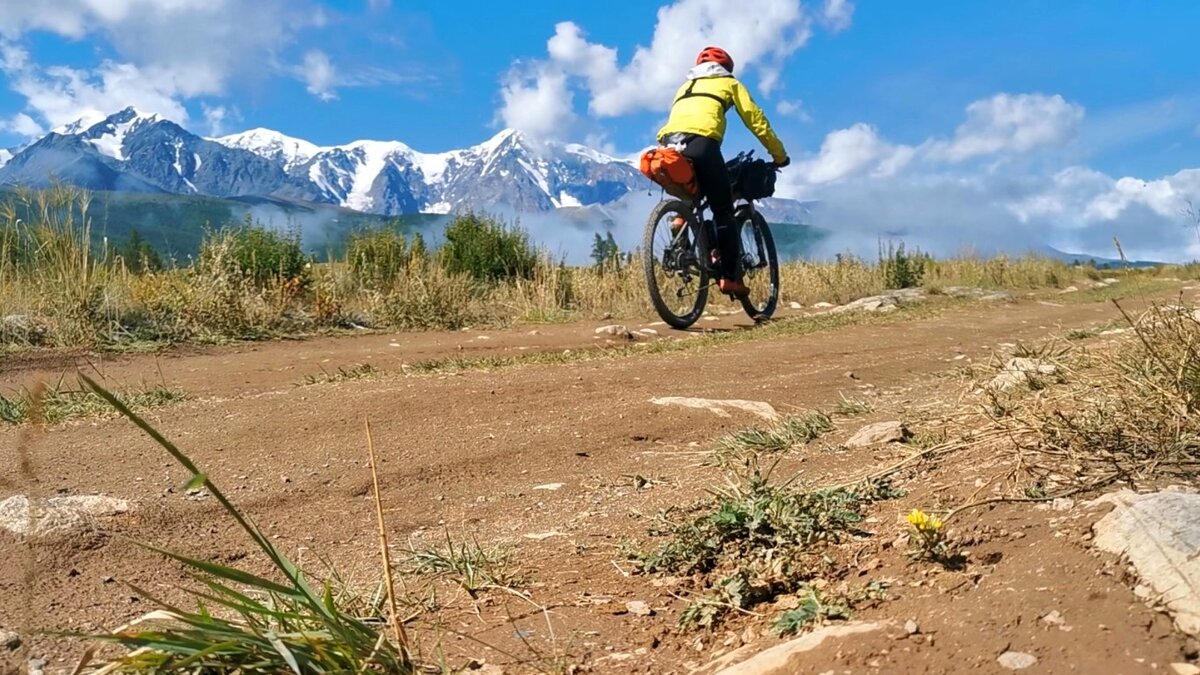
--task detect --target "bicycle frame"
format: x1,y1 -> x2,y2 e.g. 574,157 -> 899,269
677,194 -> 760,277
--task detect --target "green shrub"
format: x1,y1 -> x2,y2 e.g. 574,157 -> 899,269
346,229 -> 410,288
591,231 -> 621,270
440,213 -> 536,282
116,228 -> 163,273
200,222 -> 307,287
373,259 -> 486,330
879,240 -> 929,289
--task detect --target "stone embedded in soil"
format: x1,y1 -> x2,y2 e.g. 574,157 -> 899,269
1092,490 -> 1200,636
845,421 -> 909,448
988,357 -> 1058,391
1171,664 -> 1200,675
532,483 -> 564,491
904,619 -> 920,635
594,324 -> 633,339
1,629 -> 19,651
997,651 -> 1038,670
1040,610 -> 1068,629
0,495 -> 131,537
649,397 -> 780,421
700,622 -> 883,675
625,600 -> 654,617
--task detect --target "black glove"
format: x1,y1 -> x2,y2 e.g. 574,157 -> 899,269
775,156 -> 791,168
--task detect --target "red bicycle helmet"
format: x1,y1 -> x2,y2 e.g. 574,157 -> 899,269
696,46 -> 734,73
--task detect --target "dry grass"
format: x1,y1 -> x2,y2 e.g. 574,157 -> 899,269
886,299 -> 1200,526
2,187 -> 1192,352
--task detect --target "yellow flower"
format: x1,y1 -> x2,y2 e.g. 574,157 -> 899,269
906,509 -> 943,532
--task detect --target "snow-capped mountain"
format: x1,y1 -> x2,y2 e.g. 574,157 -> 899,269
0,107 -> 297,197
0,107 -> 651,216
214,128 -> 322,172
226,125 -> 645,215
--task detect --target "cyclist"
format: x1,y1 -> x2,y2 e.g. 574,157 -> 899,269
657,46 -> 790,298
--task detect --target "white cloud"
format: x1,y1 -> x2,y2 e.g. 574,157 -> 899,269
927,93 -> 1084,163
776,99 -> 812,122
498,64 -> 576,139
0,0 -> 330,130
820,0 -> 854,32
772,93 -> 1200,263
0,111 -> 42,137
6,61 -> 190,129
791,123 -> 914,184
201,103 -> 235,136
502,0 -> 836,137
300,50 -> 338,101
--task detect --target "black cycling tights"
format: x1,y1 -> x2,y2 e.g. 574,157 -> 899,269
680,135 -> 739,280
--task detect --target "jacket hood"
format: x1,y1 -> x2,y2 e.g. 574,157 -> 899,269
687,62 -> 732,80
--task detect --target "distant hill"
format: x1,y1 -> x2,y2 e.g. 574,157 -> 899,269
0,188 -> 437,261
1039,245 -> 1162,269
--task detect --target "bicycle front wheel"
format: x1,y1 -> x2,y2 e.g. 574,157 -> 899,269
643,199 -> 709,329
736,207 -> 780,321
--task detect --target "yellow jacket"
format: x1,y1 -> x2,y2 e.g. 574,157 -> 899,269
657,63 -> 788,164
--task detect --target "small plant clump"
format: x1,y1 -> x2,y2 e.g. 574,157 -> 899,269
403,532 -> 526,599
298,363 -> 380,386
0,384 -> 188,425
905,509 -> 949,562
713,412 -> 834,461
633,463 -> 903,630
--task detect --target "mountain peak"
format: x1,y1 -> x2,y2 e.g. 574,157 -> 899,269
476,128 -> 527,155
215,127 -> 323,170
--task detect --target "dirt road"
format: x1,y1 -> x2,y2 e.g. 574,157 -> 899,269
3,286 -> 1197,674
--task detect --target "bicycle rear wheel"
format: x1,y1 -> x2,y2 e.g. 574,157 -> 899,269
643,199 -> 710,329
736,207 -> 779,321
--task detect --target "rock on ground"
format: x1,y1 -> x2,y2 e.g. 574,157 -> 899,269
845,421 -> 910,448
594,324 -> 633,339
829,287 -> 1013,315
1,314 -> 49,344
649,397 -> 780,422
1092,490 -> 1200,635
0,495 -> 131,537
941,287 -> 1014,302
695,622 -> 883,675
997,651 -> 1038,670
988,357 -> 1058,391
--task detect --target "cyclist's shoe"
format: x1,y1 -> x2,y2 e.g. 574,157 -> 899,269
719,277 -> 750,298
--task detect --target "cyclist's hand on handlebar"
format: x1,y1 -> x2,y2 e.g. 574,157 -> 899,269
770,156 -> 790,170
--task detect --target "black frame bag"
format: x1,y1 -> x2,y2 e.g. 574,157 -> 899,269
728,152 -> 776,200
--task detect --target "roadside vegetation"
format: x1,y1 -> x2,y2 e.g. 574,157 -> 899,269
2,186 -> 1192,352
0,381 -> 187,425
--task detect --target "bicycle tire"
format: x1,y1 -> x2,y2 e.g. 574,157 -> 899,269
736,208 -> 780,321
643,199 -> 709,329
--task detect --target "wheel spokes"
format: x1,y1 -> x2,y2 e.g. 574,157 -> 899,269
651,214 -> 705,316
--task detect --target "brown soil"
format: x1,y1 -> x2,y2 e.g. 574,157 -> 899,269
2,287 -> 1197,674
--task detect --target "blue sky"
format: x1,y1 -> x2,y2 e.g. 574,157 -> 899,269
1,1 -> 1199,259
